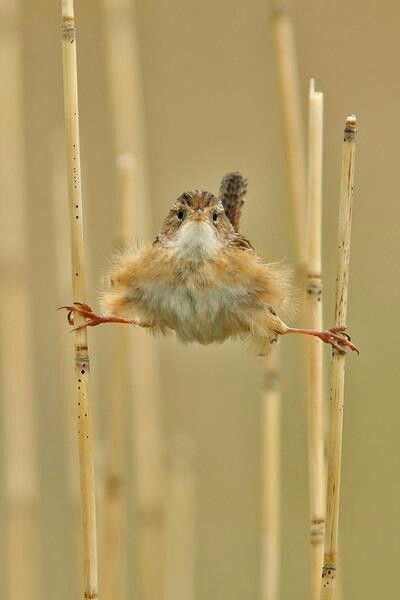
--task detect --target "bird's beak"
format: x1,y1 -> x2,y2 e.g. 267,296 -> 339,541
190,209 -> 206,222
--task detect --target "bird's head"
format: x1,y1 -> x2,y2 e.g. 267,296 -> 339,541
156,190 -> 234,261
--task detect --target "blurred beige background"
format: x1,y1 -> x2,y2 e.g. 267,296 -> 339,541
1,1 -> 399,599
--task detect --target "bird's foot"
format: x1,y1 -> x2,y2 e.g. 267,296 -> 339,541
284,325 -> 359,354
313,326 -> 359,354
57,301 -> 146,331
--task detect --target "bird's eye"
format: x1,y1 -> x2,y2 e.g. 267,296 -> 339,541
212,211 -> 218,223
177,209 -> 185,221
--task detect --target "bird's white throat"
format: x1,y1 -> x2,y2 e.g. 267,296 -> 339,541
169,220 -> 221,261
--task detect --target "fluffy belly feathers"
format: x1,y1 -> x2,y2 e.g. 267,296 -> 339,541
136,279 -> 251,344
100,229 -> 289,347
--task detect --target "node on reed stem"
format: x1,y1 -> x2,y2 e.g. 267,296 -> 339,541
320,116 -> 358,600
60,1 -> 98,597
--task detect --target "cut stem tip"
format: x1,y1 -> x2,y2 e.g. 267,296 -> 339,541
271,0 -> 289,18
344,114 -> 357,140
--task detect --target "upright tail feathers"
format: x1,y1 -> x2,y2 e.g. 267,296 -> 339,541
218,171 -> 248,232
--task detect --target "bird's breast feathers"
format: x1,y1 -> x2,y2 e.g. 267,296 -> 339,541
128,221 -> 253,342
136,260 -> 252,343
166,220 -> 222,261
102,221 -> 290,344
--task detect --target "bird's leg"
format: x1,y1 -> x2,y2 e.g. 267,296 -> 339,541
282,325 -> 359,354
58,302 -> 153,332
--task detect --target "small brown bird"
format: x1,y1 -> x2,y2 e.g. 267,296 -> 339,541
62,172 -> 357,355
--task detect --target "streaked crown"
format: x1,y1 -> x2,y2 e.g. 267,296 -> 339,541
176,190 -> 218,211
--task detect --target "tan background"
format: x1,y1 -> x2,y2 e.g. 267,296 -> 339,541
1,1 -> 399,599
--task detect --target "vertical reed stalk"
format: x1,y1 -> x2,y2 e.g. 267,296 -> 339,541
320,116 -> 358,600
51,130 -> 80,595
306,79 -> 325,600
101,327 -> 126,600
60,2 -> 98,597
0,3 -> 39,599
51,130 -> 79,503
261,349 -> 280,600
265,3 -> 307,598
100,154 -> 134,600
271,0 -> 307,267
0,0 -> 39,600
101,2 -> 164,599
165,438 -> 196,600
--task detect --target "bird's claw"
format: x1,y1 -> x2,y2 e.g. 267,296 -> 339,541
57,302 -> 104,330
57,301 -> 143,331
319,326 -> 359,355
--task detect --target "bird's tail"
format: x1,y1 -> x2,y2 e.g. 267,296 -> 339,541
218,171 -> 248,232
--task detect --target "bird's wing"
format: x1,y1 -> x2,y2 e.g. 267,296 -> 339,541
218,171 -> 248,232
230,232 -> 255,253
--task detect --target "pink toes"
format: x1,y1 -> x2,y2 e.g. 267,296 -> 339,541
319,327 -> 359,354
57,302 -> 146,330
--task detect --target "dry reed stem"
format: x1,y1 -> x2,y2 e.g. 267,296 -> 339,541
271,0 -> 307,267
101,0 -> 150,235
51,130 -> 81,595
99,155 -> 134,600
50,130 -> 80,505
100,327 -> 126,600
132,360 -> 164,600
320,116 -> 357,600
261,348 -> 280,600
0,2 -> 39,598
60,1 -> 98,597
101,2 -> 164,598
265,3 -> 307,597
306,79 -> 325,600
165,438 -> 196,600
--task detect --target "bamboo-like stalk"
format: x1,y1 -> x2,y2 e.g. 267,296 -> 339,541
101,2 -> 164,599
306,79 -> 325,600
0,2 -> 39,599
100,154 -> 134,600
101,0 -> 149,235
60,2 -> 98,598
320,116 -> 358,600
271,0 -> 307,267
165,438 -> 196,600
100,330 -> 126,600
50,130 -> 81,596
264,3 -> 307,598
261,348 -> 280,600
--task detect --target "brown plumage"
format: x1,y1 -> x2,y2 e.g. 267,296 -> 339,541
218,171 -> 248,232
61,172 -> 358,355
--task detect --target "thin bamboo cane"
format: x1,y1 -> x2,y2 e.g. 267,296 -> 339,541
261,349 -> 280,600
101,2 -> 164,599
320,116 -> 358,600
100,154 -> 134,600
165,437 -> 196,600
264,3 -> 307,598
51,130 -> 81,595
271,0 -> 307,267
60,2 -> 98,598
306,79 -> 325,600
101,0 -> 150,235
132,369 -> 164,600
100,332 -> 127,600
0,2 -> 39,599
